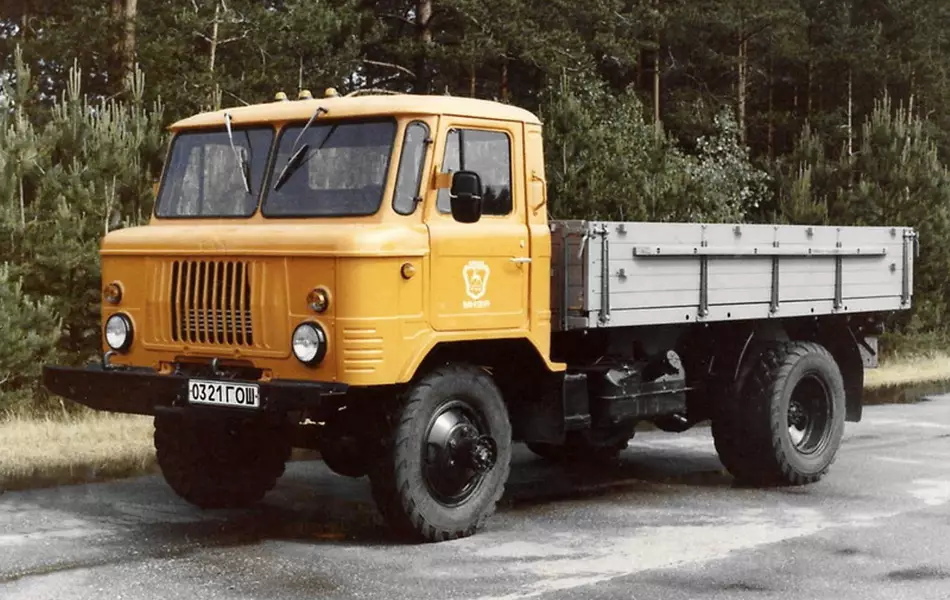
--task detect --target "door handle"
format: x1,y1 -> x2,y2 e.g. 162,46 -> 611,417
510,257 -> 532,264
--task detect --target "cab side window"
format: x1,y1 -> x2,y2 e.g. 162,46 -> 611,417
437,129 -> 512,216
393,121 -> 429,215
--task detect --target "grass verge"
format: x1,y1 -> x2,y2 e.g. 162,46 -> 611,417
864,352 -> 950,390
0,412 -> 157,492
2,353 -> 950,493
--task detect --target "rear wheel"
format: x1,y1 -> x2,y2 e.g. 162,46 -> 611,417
712,341 -> 845,486
154,414 -> 291,509
369,364 -> 512,542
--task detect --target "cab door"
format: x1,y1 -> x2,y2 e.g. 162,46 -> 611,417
426,119 -> 530,332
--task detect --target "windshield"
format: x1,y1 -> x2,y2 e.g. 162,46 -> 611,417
263,119 -> 396,217
156,128 -> 273,218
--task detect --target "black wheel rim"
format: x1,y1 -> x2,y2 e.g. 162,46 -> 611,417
787,373 -> 833,455
422,399 -> 493,507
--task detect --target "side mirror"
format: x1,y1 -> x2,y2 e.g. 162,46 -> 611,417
450,171 -> 483,224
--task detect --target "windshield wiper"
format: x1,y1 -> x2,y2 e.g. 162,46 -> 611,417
224,112 -> 251,193
273,106 -> 329,191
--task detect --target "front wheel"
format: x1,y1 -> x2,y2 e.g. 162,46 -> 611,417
713,341 -> 846,486
369,364 -> 512,542
155,414 -> 291,509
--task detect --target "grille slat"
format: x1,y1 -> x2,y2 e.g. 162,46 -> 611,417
210,262 -> 221,344
169,261 -> 180,343
237,262 -> 247,346
228,262 -> 238,345
196,262 -> 204,344
170,260 -> 255,347
183,261 -> 193,342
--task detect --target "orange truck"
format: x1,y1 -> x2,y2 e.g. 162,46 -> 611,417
43,90 -> 916,542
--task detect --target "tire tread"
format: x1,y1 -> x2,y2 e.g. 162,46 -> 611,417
713,341 -> 844,486
154,415 -> 291,509
370,364 -> 511,542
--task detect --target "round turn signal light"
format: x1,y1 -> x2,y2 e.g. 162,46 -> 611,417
307,288 -> 330,313
104,282 -> 123,305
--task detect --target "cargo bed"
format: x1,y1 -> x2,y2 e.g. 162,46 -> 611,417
550,220 -> 917,331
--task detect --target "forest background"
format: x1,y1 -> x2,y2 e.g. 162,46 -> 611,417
2,0 -> 950,413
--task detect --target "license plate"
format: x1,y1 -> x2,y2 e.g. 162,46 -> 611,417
187,379 -> 260,410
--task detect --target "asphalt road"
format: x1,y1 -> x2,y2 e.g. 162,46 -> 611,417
2,399 -> 950,600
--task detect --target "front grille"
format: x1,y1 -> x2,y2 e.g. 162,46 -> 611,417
170,260 -> 254,346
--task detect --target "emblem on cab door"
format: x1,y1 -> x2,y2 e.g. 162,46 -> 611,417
462,260 -> 491,310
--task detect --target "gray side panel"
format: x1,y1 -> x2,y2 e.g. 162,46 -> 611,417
550,221 -> 915,330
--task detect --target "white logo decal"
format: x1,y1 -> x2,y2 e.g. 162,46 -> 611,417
463,260 -> 492,309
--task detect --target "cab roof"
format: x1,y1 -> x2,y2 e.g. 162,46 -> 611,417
169,93 -> 542,130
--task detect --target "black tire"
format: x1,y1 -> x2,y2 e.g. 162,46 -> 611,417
154,414 -> 291,509
526,429 -> 632,463
317,405 -> 373,478
712,341 -> 846,486
369,364 -> 512,542
319,435 -> 369,478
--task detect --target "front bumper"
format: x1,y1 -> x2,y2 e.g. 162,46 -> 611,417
42,364 -> 348,417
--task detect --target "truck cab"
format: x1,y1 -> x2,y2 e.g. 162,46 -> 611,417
95,92 -> 557,388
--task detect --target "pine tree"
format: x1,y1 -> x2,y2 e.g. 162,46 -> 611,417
540,75 -> 766,223
0,265 -> 60,412
769,122 -> 834,225
774,93 -> 950,333
661,0 -> 805,149
835,95 -> 950,332
0,47 -> 165,402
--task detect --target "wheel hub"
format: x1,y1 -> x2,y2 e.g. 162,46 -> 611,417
787,374 -> 833,454
423,402 -> 496,506
788,401 -> 808,429
451,432 -> 498,474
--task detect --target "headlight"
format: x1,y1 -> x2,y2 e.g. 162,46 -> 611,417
307,287 -> 330,313
292,322 -> 327,365
105,314 -> 133,352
